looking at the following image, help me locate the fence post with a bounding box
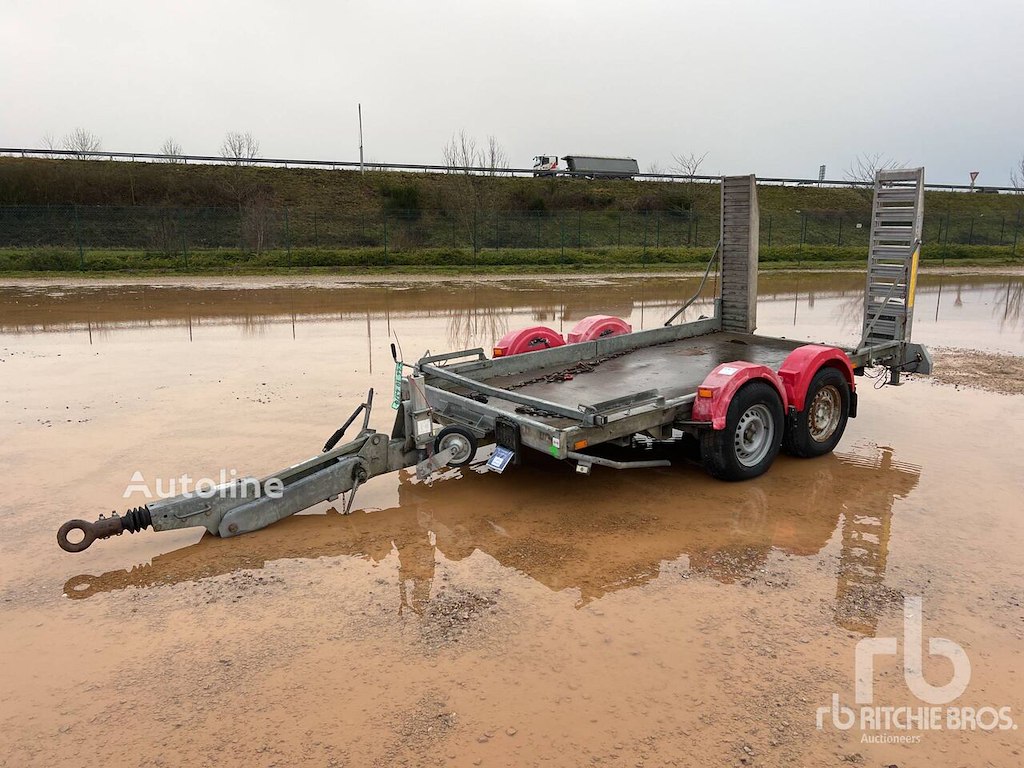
[472,207,478,255]
[536,211,541,248]
[837,216,843,246]
[313,210,319,247]
[967,217,974,245]
[179,208,188,269]
[577,209,581,250]
[999,215,1005,245]
[617,212,622,247]
[284,207,291,260]
[693,211,699,246]
[1013,210,1020,255]
[73,205,84,269]
[767,215,772,247]
[382,210,388,265]
[799,212,807,249]
[642,210,648,263]
[656,212,661,248]
[559,213,565,263]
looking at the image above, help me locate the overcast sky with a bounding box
[2,0,1022,185]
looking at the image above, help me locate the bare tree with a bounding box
[646,161,664,176]
[668,152,707,228]
[41,133,60,158]
[241,189,275,254]
[62,128,102,159]
[439,130,510,251]
[220,131,260,166]
[1011,154,1024,194]
[161,137,183,163]
[844,153,905,184]
[442,130,479,173]
[671,151,708,178]
[443,130,510,176]
[483,135,509,176]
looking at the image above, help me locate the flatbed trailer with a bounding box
[57,171,932,553]
[418,329,823,463]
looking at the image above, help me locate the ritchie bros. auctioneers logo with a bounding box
[817,596,1016,744]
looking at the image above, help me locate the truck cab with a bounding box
[532,155,559,176]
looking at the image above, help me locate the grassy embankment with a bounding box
[0,157,1020,274]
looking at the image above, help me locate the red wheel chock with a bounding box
[493,326,566,357]
[567,315,632,344]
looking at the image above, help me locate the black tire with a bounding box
[700,381,784,481]
[433,426,478,467]
[783,367,850,458]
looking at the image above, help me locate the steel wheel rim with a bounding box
[734,404,774,467]
[438,433,472,463]
[808,384,842,443]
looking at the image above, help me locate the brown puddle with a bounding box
[62,449,918,629]
[1,272,1022,767]
[1,272,1022,355]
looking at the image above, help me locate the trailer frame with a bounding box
[406,174,928,472]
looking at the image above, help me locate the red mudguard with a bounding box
[691,362,789,430]
[777,345,855,411]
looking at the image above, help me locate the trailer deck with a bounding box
[475,331,807,428]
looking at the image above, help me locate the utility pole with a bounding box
[358,103,364,175]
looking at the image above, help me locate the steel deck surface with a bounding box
[472,332,805,425]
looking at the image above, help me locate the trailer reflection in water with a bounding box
[64,446,919,634]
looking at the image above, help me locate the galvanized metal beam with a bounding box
[420,362,591,423]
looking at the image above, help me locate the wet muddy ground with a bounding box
[1,271,1022,767]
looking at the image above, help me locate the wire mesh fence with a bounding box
[0,204,1020,268]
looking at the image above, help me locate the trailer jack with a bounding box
[57,389,421,553]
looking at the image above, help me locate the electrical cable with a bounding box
[664,239,721,326]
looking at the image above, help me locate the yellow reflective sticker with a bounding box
[907,246,920,308]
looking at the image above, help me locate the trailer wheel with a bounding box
[433,426,478,468]
[783,367,850,458]
[700,381,783,481]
